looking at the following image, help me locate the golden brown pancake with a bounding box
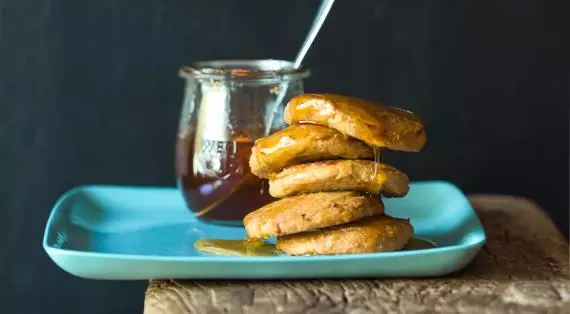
[249,124,374,178]
[284,93,427,152]
[276,215,413,255]
[268,160,409,198]
[243,191,384,239]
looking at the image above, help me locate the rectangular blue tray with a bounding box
[43,181,485,280]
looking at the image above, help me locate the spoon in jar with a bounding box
[264,0,336,135]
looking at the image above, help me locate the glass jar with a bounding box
[175,60,310,224]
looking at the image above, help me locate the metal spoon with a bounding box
[265,0,336,135]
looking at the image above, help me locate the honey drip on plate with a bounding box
[194,237,437,257]
[194,239,280,256]
[372,147,382,179]
[403,237,438,250]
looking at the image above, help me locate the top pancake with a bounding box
[284,93,427,152]
[249,124,375,178]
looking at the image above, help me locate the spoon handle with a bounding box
[294,0,336,68]
[264,0,336,135]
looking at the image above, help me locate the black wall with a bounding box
[1,0,568,313]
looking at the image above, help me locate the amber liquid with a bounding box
[175,132,275,223]
[194,239,279,257]
[192,237,438,257]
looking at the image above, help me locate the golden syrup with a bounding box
[194,237,436,256]
[403,237,438,250]
[372,147,383,179]
[194,239,279,256]
[175,133,276,222]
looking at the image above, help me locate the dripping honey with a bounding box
[372,147,383,179]
[193,239,279,257]
[193,237,437,257]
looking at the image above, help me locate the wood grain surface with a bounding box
[144,195,570,314]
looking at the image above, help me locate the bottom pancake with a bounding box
[276,215,413,256]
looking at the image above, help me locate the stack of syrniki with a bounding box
[244,94,427,255]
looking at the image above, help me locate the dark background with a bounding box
[1,0,568,312]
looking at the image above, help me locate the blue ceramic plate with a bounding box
[43,181,485,280]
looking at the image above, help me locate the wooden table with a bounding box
[144,195,570,313]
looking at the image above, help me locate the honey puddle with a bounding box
[194,239,279,257]
[194,237,437,257]
[403,237,439,250]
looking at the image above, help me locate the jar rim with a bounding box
[179,59,310,80]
